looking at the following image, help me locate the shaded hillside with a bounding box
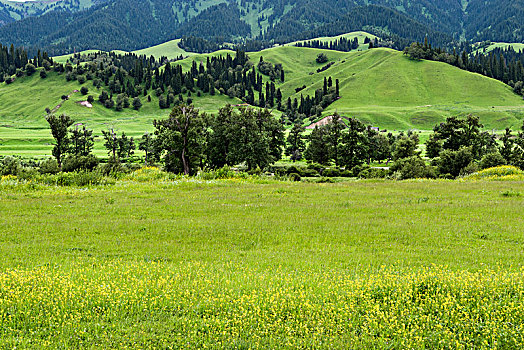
[0,0,523,55]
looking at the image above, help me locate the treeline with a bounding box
[295,36,380,52]
[299,114,524,179]
[404,41,524,97]
[9,105,285,177]
[0,43,52,80]
[3,108,524,182]
[179,36,222,54]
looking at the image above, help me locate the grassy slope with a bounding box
[284,31,378,51]
[472,42,524,55]
[0,69,241,157]
[2,42,524,157]
[248,47,524,130]
[53,40,194,64]
[132,39,195,59]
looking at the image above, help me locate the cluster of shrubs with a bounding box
[0,155,143,186]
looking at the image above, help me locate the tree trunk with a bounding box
[182,139,189,175]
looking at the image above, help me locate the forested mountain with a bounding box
[267,5,454,49]
[466,0,524,43]
[0,0,522,55]
[0,0,105,26]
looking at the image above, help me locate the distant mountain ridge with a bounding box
[0,0,105,25]
[0,0,522,55]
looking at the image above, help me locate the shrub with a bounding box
[300,168,320,177]
[288,173,301,182]
[390,156,436,179]
[340,170,352,177]
[359,168,389,179]
[322,168,341,177]
[39,158,59,174]
[463,165,524,181]
[316,53,328,63]
[25,63,36,76]
[436,147,473,178]
[351,164,370,177]
[53,171,110,186]
[0,156,21,176]
[80,86,89,95]
[100,157,125,176]
[286,165,299,175]
[62,155,99,172]
[306,163,324,173]
[479,152,506,170]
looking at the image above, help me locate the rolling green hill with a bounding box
[52,40,194,64]
[0,71,241,157]
[248,47,524,130]
[472,42,524,56]
[1,44,524,157]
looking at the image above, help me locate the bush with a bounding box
[307,163,325,174]
[463,165,524,181]
[288,173,301,182]
[80,86,89,95]
[316,53,328,63]
[358,168,389,179]
[351,164,370,177]
[39,158,59,174]
[62,155,99,172]
[40,70,47,79]
[25,63,36,76]
[53,171,109,186]
[390,156,436,179]
[479,152,506,169]
[340,170,352,177]
[316,177,334,183]
[436,147,473,178]
[322,168,341,177]
[300,168,320,177]
[100,157,125,176]
[0,156,21,176]
[460,162,479,176]
[286,165,300,175]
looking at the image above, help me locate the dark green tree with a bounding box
[139,132,156,166]
[132,97,142,110]
[325,113,345,166]
[154,104,205,175]
[304,126,330,165]
[69,124,94,157]
[286,123,306,162]
[339,117,368,170]
[46,114,74,170]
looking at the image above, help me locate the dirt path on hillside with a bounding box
[49,89,79,114]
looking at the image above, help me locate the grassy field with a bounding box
[1,175,524,347]
[0,71,242,157]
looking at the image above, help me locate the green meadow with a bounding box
[1,175,524,347]
[1,33,524,157]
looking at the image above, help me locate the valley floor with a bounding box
[1,177,523,347]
